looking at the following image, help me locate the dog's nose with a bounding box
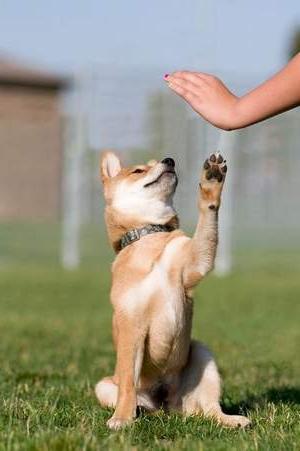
[161,157,175,168]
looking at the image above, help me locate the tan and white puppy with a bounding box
[96,151,250,430]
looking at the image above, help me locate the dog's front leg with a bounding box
[183,153,227,288]
[107,314,144,430]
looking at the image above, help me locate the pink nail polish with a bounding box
[164,73,169,79]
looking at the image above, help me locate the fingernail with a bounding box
[164,73,169,79]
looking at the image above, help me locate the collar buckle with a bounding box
[120,228,140,249]
[127,228,140,243]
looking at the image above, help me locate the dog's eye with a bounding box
[132,168,144,174]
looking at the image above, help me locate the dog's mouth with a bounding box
[144,169,177,188]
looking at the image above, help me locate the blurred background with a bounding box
[1,5,300,448]
[0,0,300,273]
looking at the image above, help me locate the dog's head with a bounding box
[100,151,178,248]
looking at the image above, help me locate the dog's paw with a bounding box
[199,152,227,210]
[106,416,133,430]
[222,414,251,429]
[203,152,227,183]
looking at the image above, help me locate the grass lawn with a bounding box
[0,254,300,450]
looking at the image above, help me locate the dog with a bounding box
[96,151,250,430]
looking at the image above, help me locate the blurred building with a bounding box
[0,57,69,221]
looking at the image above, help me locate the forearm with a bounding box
[232,53,300,129]
[183,210,218,286]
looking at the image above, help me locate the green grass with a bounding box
[0,223,111,267]
[0,255,300,450]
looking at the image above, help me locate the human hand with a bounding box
[165,71,239,131]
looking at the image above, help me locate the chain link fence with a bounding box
[1,67,300,272]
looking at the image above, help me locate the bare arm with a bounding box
[165,53,300,131]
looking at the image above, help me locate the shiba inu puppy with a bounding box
[96,151,250,430]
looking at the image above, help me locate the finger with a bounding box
[167,76,202,95]
[170,71,205,87]
[171,70,195,78]
[167,80,198,105]
[171,70,215,85]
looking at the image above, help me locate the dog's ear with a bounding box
[100,151,122,182]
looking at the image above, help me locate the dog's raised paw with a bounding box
[203,152,227,183]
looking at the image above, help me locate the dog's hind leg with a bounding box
[95,376,157,411]
[95,376,118,408]
[170,340,250,428]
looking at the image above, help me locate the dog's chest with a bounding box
[113,235,193,374]
[146,284,193,374]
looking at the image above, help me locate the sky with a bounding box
[1,0,299,150]
[0,0,300,81]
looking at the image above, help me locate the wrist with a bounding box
[228,91,270,130]
[225,97,244,131]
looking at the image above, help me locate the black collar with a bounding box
[119,224,174,250]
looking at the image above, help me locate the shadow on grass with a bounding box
[223,386,300,415]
